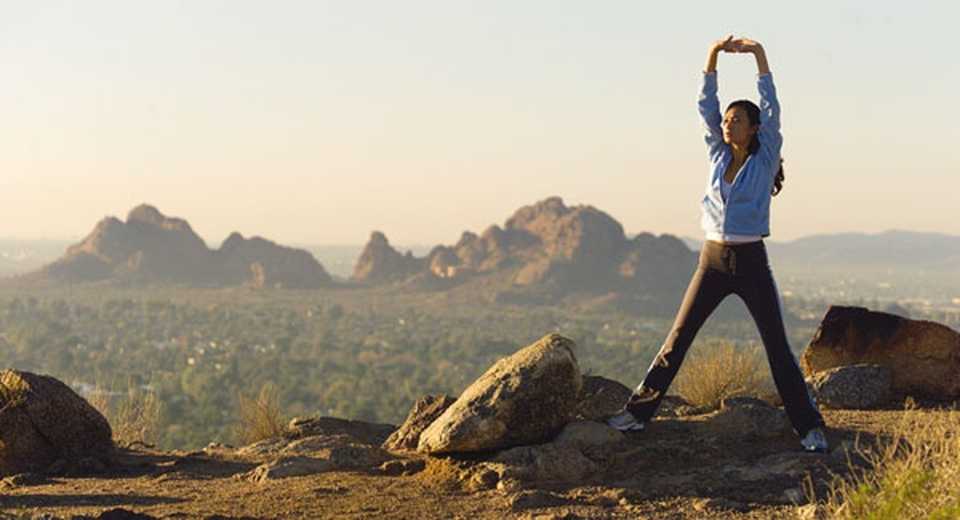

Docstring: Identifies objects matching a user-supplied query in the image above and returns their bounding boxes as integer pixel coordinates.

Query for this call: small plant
[673,340,772,410]
[85,383,161,448]
[816,405,960,519]
[0,379,27,413]
[235,382,286,445]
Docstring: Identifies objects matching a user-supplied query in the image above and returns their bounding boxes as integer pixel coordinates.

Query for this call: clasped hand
[713,34,763,54]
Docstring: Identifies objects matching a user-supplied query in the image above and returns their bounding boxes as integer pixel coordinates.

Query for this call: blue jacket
[698,71,783,238]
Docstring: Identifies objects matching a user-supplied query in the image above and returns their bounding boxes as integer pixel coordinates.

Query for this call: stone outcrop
[0,370,113,476]
[801,306,960,400]
[417,333,582,454]
[285,416,396,447]
[218,233,330,288]
[352,231,424,283]
[382,394,456,452]
[40,204,331,288]
[806,364,893,409]
[350,197,697,302]
[244,444,392,484]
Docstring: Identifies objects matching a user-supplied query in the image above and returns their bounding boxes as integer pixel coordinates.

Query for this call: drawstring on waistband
[722,247,737,275]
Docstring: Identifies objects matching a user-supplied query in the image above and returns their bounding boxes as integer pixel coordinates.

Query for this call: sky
[2,1,958,247]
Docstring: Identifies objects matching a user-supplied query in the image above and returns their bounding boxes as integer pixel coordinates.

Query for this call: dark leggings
[624,239,824,436]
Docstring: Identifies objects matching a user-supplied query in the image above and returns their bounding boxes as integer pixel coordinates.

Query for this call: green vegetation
[0,285,816,449]
[819,405,960,519]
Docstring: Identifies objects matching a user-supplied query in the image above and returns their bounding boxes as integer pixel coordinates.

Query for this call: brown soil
[0,408,946,519]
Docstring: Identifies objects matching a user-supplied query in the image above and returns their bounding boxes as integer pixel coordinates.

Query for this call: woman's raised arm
[730,38,771,75]
[732,39,781,160]
[699,36,735,160]
[704,35,735,73]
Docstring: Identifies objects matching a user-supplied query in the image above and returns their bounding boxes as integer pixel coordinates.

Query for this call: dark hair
[725,100,785,196]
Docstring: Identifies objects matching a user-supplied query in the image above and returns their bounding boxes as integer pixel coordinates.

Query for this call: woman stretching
[607,35,828,453]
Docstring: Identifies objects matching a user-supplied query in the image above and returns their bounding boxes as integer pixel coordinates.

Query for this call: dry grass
[235,382,287,445]
[816,403,960,519]
[85,384,161,448]
[673,341,773,410]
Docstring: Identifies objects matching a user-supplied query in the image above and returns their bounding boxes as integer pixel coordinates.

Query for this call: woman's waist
[699,239,769,274]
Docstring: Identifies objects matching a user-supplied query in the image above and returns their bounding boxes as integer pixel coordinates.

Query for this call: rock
[0,370,113,476]
[801,305,960,400]
[281,434,363,455]
[807,364,893,409]
[286,416,396,446]
[418,333,582,454]
[494,443,599,483]
[552,421,623,449]
[705,397,790,439]
[574,376,632,421]
[235,437,289,457]
[246,456,332,483]
[508,490,570,511]
[462,465,502,491]
[382,394,456,452]
[244,445,390,483]
[378,458,426,476]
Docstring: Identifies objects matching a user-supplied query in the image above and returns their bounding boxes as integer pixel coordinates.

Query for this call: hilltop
[29,204,333,289]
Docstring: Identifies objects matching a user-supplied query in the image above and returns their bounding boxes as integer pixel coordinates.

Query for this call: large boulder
[0,370,113,476]
[806,364,893,409]
[417,333,582,454]
[801,306,960,400]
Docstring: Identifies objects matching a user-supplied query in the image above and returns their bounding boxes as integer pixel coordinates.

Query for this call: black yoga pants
[623,239,825,436]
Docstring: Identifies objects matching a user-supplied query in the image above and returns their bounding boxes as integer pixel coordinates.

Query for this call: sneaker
[800,427,829,453]
[606,410,645,432]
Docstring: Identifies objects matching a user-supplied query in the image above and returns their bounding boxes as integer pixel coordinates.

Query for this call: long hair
[726,100,785,196]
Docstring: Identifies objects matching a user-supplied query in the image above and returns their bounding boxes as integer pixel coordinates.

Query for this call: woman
[607,36,828,453]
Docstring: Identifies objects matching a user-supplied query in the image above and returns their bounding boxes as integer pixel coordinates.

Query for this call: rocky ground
[0,406,945,520]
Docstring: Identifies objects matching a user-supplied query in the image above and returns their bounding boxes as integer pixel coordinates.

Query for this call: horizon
[3,211,959,250]
[3,2,958,244]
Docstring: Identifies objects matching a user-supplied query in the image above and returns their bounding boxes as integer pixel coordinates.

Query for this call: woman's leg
[625,264,731,422]
[735,252,825,436]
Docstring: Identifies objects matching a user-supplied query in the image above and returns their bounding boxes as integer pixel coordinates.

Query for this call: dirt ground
[0,408,945,520]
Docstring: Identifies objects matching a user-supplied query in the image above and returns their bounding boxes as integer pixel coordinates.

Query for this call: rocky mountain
[39,204,332,288]
[352,197,697,302]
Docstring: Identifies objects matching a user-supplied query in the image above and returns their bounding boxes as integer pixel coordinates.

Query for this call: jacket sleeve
[757,73,783,165]
[698,71,725,161]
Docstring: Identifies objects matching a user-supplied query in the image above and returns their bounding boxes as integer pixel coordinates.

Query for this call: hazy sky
[2,1,958,247]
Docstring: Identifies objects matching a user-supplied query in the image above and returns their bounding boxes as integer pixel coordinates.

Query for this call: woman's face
[722,107,758,148]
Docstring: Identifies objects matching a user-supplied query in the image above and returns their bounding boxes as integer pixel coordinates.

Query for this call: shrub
[85,384,161,448]
[235,382,286,445]
[818,404,960,519]
[673,341,773,410]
